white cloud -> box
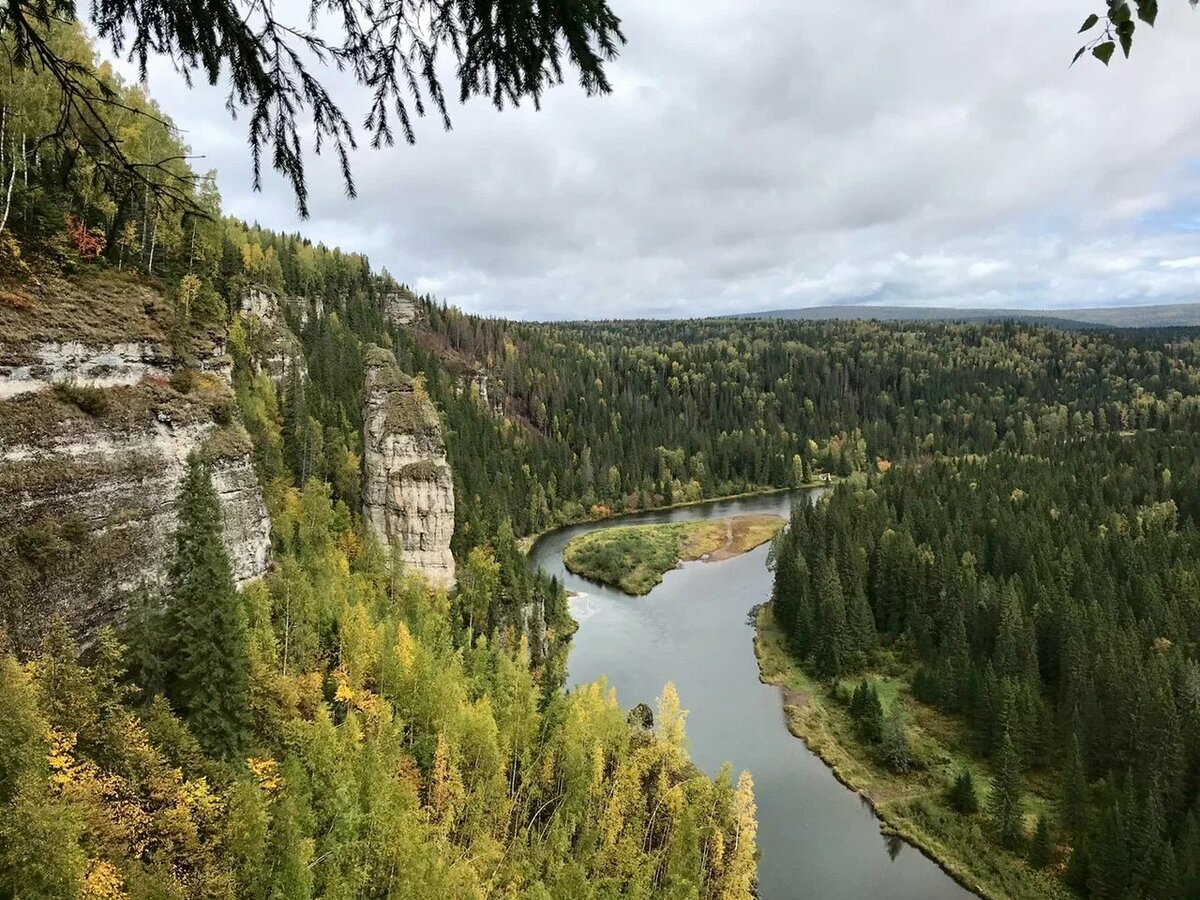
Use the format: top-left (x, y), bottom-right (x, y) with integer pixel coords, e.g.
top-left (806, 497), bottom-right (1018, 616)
top-left (123, 0), bottom-right (1200, 318)
top-left (1160, 256), bottom-right (1200, 269)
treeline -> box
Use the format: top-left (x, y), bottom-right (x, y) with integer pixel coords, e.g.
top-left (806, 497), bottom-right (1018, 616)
top-left (771, 432), bottom-right (1200, 897)
top-left (408, 306), bottom-right (1200, 532)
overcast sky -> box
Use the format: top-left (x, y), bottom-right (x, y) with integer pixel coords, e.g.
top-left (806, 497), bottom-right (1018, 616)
top-left (131, 0), bottom-right (1200, 320)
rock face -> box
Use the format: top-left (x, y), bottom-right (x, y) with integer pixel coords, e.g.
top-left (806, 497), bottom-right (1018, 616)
top-left (362, 345), bottom-right (456, 587)
top-left (382, 290), bottom-right (418, 326)
top-left (238, 284), bottom-right (306, 385)
top-left (284, 293), bottom-right (324, 327)
top-left (0, 275), bottom-right (271, 647)
top-left (460, 372), bottom-right (504, 416)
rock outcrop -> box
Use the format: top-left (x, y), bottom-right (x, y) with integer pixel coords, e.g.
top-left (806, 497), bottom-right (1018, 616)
top-left (0, 274), bottom-right (271, 646)
top-left (460, 372), bottom-right (504, 416)
top-left (362, 345), bottom-right (456, 587)
top-left (284, 293), bottom-right (324, 327)
top-left (237, 284), bottom-right (306, 385)
top-left (382, 290), bottom-right (418, 326)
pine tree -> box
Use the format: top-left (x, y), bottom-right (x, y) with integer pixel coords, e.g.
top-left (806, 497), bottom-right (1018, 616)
top-left (165, 452), bottom-right (251, 760)
top-left (990, 729), bottom-right (1023, 849)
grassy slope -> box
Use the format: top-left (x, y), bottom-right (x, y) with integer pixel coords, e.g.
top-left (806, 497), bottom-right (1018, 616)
top-left (563, 514), bottom-right (784, 595)
top-left (754, 606), bottom-right (1073, 900)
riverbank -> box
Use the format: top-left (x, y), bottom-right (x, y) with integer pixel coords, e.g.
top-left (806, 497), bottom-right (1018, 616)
top-left (517, 484), bottom-right (813, 555)
top-left (754, 606), bottom-right (1071, 900)
top-left (563, 514), bottom-right (785, 595)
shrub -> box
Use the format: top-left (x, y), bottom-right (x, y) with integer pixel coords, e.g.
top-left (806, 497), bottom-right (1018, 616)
top-left (211, 396), bottom-right (236, 425)
top-left (169, 369), bottom-right (195, 395)
top-left (63, 213), bottom-right (106, 259)
top-left (53, 381), bottom-right (110, 416)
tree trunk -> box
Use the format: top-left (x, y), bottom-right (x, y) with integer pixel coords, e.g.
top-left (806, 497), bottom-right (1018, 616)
top-left (148, 212), bottom-right (158, 274)
top-left (0, 161), bottom-right (17, 236)
top-left (104, 192), bottom-right (132, 261)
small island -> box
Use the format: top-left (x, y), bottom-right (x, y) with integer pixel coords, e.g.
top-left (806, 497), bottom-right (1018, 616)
top-left (563, 514), bottom-right (785, 595)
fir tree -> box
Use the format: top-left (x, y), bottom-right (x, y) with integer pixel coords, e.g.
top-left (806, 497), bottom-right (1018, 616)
top-left (165, 452), bottom-right (251, 760)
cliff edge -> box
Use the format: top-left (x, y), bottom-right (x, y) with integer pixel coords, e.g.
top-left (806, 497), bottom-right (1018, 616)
top-left (0, 273), bottom-right (271, 646)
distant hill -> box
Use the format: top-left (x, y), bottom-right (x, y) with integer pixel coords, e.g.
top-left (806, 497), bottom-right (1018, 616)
top-left (732, 303), bottom-right (1200, 328)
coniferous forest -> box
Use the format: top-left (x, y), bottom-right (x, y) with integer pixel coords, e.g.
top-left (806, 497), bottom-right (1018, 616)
top-left (4, 9), bottom-right (1200, 900)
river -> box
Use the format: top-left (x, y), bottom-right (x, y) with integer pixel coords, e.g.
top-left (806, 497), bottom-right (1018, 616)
top-left (528, 491), bottom-right (974, 900)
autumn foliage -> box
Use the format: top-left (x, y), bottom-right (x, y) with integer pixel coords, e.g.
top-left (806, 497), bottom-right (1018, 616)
top-left (63, 213), bottom-right (106, 259)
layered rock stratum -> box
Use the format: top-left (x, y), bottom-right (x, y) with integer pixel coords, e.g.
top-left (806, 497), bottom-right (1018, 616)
top-left (0, 273), bottom-right (271, 646)
top-left (237, 284), bottom-right (306, 385)
top-left (362, 344), bottom-right (456, 587)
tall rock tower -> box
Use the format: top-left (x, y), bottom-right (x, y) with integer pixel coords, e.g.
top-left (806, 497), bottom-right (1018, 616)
top-left (361, 345), bottom-right (456, 587)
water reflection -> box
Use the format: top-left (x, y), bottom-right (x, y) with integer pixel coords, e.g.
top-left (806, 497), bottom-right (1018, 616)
top-left (530, 492), bottom-right (975, 900)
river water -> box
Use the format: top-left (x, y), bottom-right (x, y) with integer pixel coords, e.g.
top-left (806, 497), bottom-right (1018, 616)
top-left (528, 491), bottom-right (974, 900)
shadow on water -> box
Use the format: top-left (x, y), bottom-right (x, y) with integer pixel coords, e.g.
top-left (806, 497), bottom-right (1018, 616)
top-left (529, 491), bottom-right (976, 900)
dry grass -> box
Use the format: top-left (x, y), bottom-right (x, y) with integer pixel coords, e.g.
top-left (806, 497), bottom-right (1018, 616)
top-left (563, 514), bottom-right (784, 595)
top-left (0, 271), bottom-right (168, 349)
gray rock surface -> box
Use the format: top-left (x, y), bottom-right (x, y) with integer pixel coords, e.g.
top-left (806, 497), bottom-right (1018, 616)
top-left (0, 279), bottom-right (271, 645)
top-left (362, 345), bottom-right (456, 587)
top-left (382, 291), bottom-right (418, 326)
top-left (238, 285), bottom-right (306, 385)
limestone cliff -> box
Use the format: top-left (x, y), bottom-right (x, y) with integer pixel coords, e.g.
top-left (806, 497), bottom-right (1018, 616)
top-left (382, 289), bottom-right (418, 326)
top-left (459, 372), bottom-right (504, 416)
top-left (237, 284), bottom-right (306, 385)
top-left (0, 274), bottom-right (271, 646)
top-left (362, 345), bottom-right (456, 587)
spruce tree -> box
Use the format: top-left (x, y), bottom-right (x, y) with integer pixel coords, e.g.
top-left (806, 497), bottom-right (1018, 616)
top-left (1088, 799), bottom-right (1131, 900)
top-left (948, 768), bottom-right (980, 815)
top-left (880, 699), bottom-right (913, 773)
top-left (165, 452), bottom-right (252, 760)
top-left (815, 556), bottom-right (848, 679)
top-left (862, 683), bottom-right (884, 744)
top-left (990, 729), bottom-right (1023, 849)
top-left (1029, 815), bottom-right (1054, 869)
top-left (1061, 730), bottom-right (1090, 839)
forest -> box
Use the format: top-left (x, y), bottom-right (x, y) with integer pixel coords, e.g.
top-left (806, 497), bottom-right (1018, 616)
top-left (6, 11), bottom-right (1200, 900)
top-left (769, 432), bottom-right (1200, 898)
top-left (0, 18), bottom-right (759, 900)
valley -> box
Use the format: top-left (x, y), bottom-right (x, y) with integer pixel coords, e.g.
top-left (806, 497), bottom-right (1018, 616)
top-left (3, 9), bottom-right (1200, 900)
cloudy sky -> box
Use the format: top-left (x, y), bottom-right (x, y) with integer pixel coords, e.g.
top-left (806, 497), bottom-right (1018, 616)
top-left (131, 0), bottom-right (1200, 320)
